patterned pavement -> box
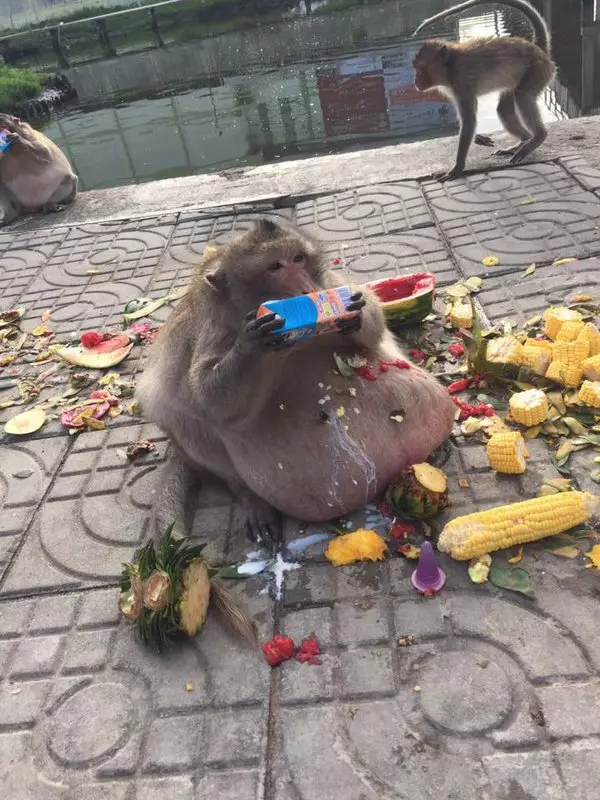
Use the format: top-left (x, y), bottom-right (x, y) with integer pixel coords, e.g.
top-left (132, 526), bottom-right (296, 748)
top-left (1, 159), bottom-right (600, 799)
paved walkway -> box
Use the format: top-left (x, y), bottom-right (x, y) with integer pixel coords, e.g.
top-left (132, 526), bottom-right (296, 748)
top-left (1, 155), bottom-right (600, 799)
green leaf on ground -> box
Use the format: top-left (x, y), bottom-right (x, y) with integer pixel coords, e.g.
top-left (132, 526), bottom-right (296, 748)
top-left (489, 566), bottom-right (535, 598)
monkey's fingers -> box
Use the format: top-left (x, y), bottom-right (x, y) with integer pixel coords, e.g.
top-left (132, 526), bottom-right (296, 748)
top-left (246, 314), bottom-right (285, 337)
top-left (337, 317), bottom-right (363, 335)
top-left (439, 167), bottom-right (464, 182)
top-left (474, 134), bottom-right (495, 148)
top-left (346, 300), bottom-right (366, 312)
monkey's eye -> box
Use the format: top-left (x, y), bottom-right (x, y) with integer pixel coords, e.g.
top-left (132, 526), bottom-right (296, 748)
top-left (268, 262), bottom-right (283, 272)
top-left (293, 253), bottom-right (304, 263)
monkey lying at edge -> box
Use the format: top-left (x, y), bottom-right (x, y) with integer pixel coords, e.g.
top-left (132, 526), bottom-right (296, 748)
top-left (137, 220), bottom-right (455, 544)
top-left (412, 0), bottom-right (556, 180)
top-left (0, 114), bottom-right (78, 224)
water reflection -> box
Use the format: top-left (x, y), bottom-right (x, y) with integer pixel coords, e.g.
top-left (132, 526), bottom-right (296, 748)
top-left (35, 0), bottom-right (599, 190)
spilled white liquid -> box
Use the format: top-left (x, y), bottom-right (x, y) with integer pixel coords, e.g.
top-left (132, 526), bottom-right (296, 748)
top-left (327, 416), bottom-right (377, 506)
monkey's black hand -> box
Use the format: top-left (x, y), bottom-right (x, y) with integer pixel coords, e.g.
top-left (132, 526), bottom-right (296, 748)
top-left (245, 310), bottom-right (291, 351)
top-left (337, 292), bottom-right (365, 335)
top-left (474, 134), bottom-right (495, 148)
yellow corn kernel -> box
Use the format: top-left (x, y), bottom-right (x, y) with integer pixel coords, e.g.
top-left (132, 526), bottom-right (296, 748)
top-left (551, 338), bottom-right (589, 366)
top-left (450, 302), bottom-right (473, 329)
top-left (545, 360), bottom-right (583, 388)
top-left (583, 354), bottom-right (600, 381)
top-left (543, 307), bottom-right (582, 340)
top-left (522, 340), bottom-right (552, 375)
top-left (509, 389), bottom-right (549, 426)
top-left (578, 323), bottom-right (600, 357)
top-left (485, 336), bottom-right (524, 366)
top-left (486, 431), bottom-right (527, 474)
top-left (578, 380), bottom-right (600, 408)
top-left (438, 491), bottom-right (598, 560)
top-left (556, 319), bottom-right (584, 342)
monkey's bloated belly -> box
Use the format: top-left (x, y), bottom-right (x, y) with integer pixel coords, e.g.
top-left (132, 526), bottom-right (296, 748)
top-left (225, 356), bottom-right (455, 521)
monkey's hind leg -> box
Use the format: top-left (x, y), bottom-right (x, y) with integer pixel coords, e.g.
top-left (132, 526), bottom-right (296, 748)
top-left (494, 91), bottom-right (531, 157)
top-left (231, 485), bottom-right (283, 555)
top-left (150, 449), bottom-right (199, 539)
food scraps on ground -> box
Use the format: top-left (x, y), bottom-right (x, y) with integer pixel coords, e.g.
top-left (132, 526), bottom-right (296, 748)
top-left (296, 633), bottom-right (322, 665)
top-left (387, 463), bottom-right (449, 520)
top-left (262, 635), bottom-right (295, 666)
top-left (4, 406), bottom-right (46, 435)
top-left (438, 492), bottom-right (598, 560)
top-left (126, 439), bottom-right (157, 461)
top-left (411, 541), bottom-right (446, 595)
top-left (50, 335), bottom-right (133, 369)
top-left (324, 528), bottom-right (388, 567)
top-left (80, 330), bottom-right (103, 349)
top-left (509, 389), bottom-right (549, 426)
top-left (486, 431), bottom-right (528, 474)
top-left (468, 554), bottom-right (492, 584)
top-left (60, 390), bottom-right (120, 431)
top-left (119, 527), bottom-right (255, 650)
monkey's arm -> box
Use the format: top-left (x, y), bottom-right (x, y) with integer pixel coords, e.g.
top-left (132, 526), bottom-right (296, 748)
top-left (188, 329), bottom-right (285, 430)
top-left (444, 95), bottom-right (477, 180)
top-left (3, 119), bottom-right (53, 164)
top-left (341, 287), bottom-right (387, 350)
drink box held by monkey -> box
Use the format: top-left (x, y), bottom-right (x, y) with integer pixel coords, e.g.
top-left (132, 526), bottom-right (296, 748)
top-left (0, 130), bottom-right (14, 159)
top-left (257, 286), bottom-right (358, 342)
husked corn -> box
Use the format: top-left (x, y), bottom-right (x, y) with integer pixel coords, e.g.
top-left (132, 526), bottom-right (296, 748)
top-left (438, 491), bottom-right (598, 560)
top-left (551, 338), bottom-right (589, 366)
top-left (579, 323), bottom-right (600, 357)
top-left (583, 354), bottom-right (600, 381)
top-left (450, 302), bottom-right (473, 329)
top-left (545, 360), bottom-right (583, 388)
top-left (578, 380), bottom-right (600, 408)
top-left (485, 336), bottom-right (524, 366)
top-left (543, 307), bottom-right (582, 340)
top-left (556, 319), bottom-right (585, 342)
top-left (522, 340), bottom-right (552, 375)
top-left (486, 431), bottom-right (527, 474)
top-left (509, 389), bottom-right (548, 426)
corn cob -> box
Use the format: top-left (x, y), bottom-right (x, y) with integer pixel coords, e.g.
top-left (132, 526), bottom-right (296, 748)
top-left (551, 338), bottom-right (589, 366)
top-left (555, 319), bottom-right (584, 342)
top-left (450, 302), bottom-right (473, 329)
top-left (578, 323), bottom-right (600, 357)
top-left (509, 389), bottom-right (548, 426)
top-left (545, 360), bottom-right (583, 388)
top-left (486, 431), bottom-right (527, 474)
top-left (583, 354), bottom-right (600, 381)
top-left (485, 336), bottom-right (525, 367)
top-left (438, 491), bottom-right (598, 560)
top-left (578, 380), bottom-right (600, 408)
top-left (522, 340), bottom-right (552, 375)
top-left (543, 307), bottom-right (582, 340)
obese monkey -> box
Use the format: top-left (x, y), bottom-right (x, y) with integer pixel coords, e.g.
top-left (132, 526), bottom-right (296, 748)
top-left (0, 114), bottom-right (78, 222)
top-left (412, 0), bottom-right (556, 180)
top-left (137, 220), bottom-right (454, 544)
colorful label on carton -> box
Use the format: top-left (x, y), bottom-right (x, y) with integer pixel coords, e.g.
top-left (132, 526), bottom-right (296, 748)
top-left (257, 286), bottom-right (357, 342)
top-left (0, 130), bottom-right (13, 154)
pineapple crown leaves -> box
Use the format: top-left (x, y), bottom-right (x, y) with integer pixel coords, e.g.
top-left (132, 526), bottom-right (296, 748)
top-left (119, 523), bottom-right (209, 652)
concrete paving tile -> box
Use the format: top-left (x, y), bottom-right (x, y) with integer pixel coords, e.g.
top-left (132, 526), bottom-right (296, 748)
top-left (295, 182), bottom-right (433, 240)
top-left (0, 582), bottom-right (272, 797)
top-left (560, 155), bottom-right (600, 192)
top-left (475, 254), bottom-right (600, 325)
top-left (424, 163), bottom-right (600, 277)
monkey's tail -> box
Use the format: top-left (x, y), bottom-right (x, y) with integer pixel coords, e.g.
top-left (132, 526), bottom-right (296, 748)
top-left (210, 578), bottom-right (258, 648)
top-left (413, 0), bottom-right (550, 55)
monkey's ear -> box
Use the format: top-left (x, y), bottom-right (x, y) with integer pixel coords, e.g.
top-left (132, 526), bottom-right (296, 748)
top-left (254, 218), bottom-right (280, 238)
top-left (204, 269), bottom-right (227, 293)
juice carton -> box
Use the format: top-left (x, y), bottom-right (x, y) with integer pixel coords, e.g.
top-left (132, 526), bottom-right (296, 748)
top-left (0, 130), bottom-right (14, 159)
top-left (257, 286), bottom-right (358, 342)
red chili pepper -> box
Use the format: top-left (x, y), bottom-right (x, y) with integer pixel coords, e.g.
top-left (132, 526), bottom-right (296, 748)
top-left (448, 342), bottom-right (464, 358)
top-left (332, 258), bottom-right (341, 266)
top-left (379, 362), bottom-right (390, 373)
top-left (447, 378), bottom-right (470, 394)
top-left (262, 635), bottom-right (295, 666)
top-left (392, 359), bottom-right (410, 369)
top-left (409, 348), bottom-right (426, 360)
top-left (390, 521), bottom-right (415, 540)
top-left (357, 365), bottom-right (378, 381)
top-left (80, 331), bottom-right (103, 349)
top-left (296, 633), bottom-right (321, 665)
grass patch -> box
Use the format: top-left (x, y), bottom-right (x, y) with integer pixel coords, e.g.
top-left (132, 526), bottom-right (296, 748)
top-left (0, 64), bottom-right (44, 108)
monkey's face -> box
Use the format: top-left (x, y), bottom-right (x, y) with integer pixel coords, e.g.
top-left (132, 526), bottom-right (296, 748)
top-left (212, 221), bottom-right (325, 314)
top-left (413, 43), bottom-right (449, 91)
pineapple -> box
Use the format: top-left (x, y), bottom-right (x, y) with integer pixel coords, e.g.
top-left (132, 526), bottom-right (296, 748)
top-left (120, 527), bottom-right (255, 650)
top-left (387, 463), bottom-right (449, 520)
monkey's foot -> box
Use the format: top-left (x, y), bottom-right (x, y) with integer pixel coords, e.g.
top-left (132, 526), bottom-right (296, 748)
top-left (237, 490), bottom-right (282, 555)
top-left (438, 167), bottom-right (465, 182)
top-left (474, 134), bottom-right (495, 148)
top-left (494, 146), bottom-right (520, 157)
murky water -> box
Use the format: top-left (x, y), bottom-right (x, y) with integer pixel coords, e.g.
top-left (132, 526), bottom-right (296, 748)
top-left (24, 0), bottom-right (599, 190)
